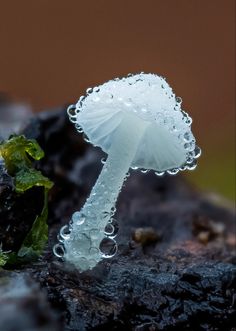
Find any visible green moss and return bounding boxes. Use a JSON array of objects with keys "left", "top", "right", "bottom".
[
  {"left": 0, "top": 247, "right": 8, "bottom": 267},
  {"left": 0, "top": 135, "right": 53, "bottom": 266},
  {"left": 0, "top": 135, "right": 44, "bottom": 174},
  {"left": 17, "top": 191, "right": 49, "bottom": 260}
]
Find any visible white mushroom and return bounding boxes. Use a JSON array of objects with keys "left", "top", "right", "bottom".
[{"left": 54, "top": 73, "right": 201, "bottom": 271}]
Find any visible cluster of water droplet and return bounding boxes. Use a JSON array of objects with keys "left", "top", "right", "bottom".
[
  {"left": 53, "top": 152, "right": 123, "bottom": 271},
  {"left": 152, "top": 101, "right": 201, "bottom": 175},
  {"left": 67, "top": 73, "right": 201, "bottom": 175},
  {"left": 53, "top": 210, "right": 119, "bottom": 271},
  {"left": 57, "top": 73, "right": 201, "bottom": 271}
]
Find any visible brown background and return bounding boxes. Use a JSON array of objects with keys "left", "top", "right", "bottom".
[{"left": 0, "top": 0, "right": 235, "bottom": 199}]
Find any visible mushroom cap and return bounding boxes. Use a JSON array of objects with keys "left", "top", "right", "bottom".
[{"left": 69, "top": 73, "right": 201, "bottom": 173}]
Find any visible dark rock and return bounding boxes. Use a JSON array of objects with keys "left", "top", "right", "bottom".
[
  {"left": 192, "top": 215, "right": 226, "bottom": 244},
  {"left": 0, "top": 159, "right": 44, "bottom": 252},
  {"left": 0, "top": 108, "right": 235, "bottom": 331},
  {"left": 132, "top": 227, "right": 161, "bottom": 247},
  {"left": 0, "top": 270, "right": 62, "bottom": 331}
]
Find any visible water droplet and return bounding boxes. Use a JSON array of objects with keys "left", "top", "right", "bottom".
[
  {"left": 194, "top": 146, "right": 201, "bottom": 158},
  {"left": 184, "top": 143, "right": 190, "bottom": 150},
  {"left": 75, "top": 124, "right": 83, "bottom": 133},
  {"left": 177, "top": 134, "right": 183, "bottom": 141},
  {"left": 102, "top": 211, "right": 111, "bottom": 222},
  {"left": 186, "top": 159, "right": 197, "bottom": 170},
  {"left": 155, "top": 171, "right": 165, "bottom": 176},
  {"left": 167, "top": 168, "right": 179, "bottom": 175},
  {"left": 57, "top": 233, "right": 63, "bottom": 243},
  {"left": 67, "top": 104, "right": 77, "bottom": 117},
  {"left": 170, "top": 125, "right": 177, "bottom": 132},
  {"left": 99, "top": 237, "right": 118, "bottom": 258},
  {"left": 185, "top": 117, "right": 192, "bottom": 125},
  {"left": 101, "top": 157, "right": 106, "bottom": 164},
  {"left": 182, "top": 111, "right": 192, "bottom": 125},
  {"left": 86, "top": 87, "right": 93, "bottom": 94},
  {"left": 72, "top": 212, "right": 85, "bottom": 225},
  {"left": 93, "top": 86, "right": 100, "bottom": 93},
  {"left": 83, "top": 134, "right": 90, "bottom": 143},
  {"left": 125, "top": 172, "right": 130, "bottom": 180},
  {"left": 107, "top": 218, "right": 119, "bottom": 238},
  {"left": 53, "top": 243, "right": 65, "bottom": 258},
  {"left": 141, "top": 169, "right": 148, "bottom": 174},
  {"left": 176, "top": 96, "right": 182, "bottom": 104},
  {"left": 131, "top": 166, "right": 138, "bottom": 170},
  {"left": 184, "top": 132, "right": 191, "bottom": 141},
  {"left": 60, "top": 225, "right": 70, "bottom": 240},
  {"left": 180, "top": 165, "right": 187, "bottom": 171},
  {"left": 186, "top": 154, "right": 194, "bottom": 164},
  {"left": 104, "top": 223, "right": 114, "bottom": 236},
  {"left": 110, "top": 206, "right": 116, "bottom": 216},
  {"left": 78, "top": 95, "right": 85, "bottom": 108}
]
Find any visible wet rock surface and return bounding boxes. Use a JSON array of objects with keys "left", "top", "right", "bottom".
[
  {"left": 0, "top": 109, "right": 236, "bottom": 330},
  {"left": 0, "top": 270, "right": 62, "bottom": 331},
  {"left": 0, "top": 179, "right": 44, "bottom": 252}
]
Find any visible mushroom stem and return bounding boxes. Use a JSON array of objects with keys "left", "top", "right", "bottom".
[
  {"left": 63, "top": 114, "right": 148, "bottom": 270},
  {"left": 83, "top": 115, "right": 148, "bottom": 221}
]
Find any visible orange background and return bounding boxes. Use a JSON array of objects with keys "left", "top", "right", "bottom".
[{"left": 0, "top": 0, "right": 235, "bottom": 199}]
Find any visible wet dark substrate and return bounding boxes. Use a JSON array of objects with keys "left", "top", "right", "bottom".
[{"left": 0, "top": 109, "right": 235, "bottom": 331}]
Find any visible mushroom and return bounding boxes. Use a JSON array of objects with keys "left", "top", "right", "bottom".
[{"left": 53, "top": 73, "right": 201, "bottom": 271}]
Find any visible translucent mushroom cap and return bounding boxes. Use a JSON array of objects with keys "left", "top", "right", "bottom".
[{"left": 69, "top": 73, "right": 201, "bottom": 173}]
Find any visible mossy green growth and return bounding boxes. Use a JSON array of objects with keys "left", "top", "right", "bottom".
[
  {"left": 0, "top": 135, "right": 52, "bottom": 193},
  {"left": 0, "top": 135, "right": 53, "bottom": 266},
  {"left": 0, "top": 246, "right": 8, "bottom": 266}
]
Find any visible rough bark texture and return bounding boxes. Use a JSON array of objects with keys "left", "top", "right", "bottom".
[{"left": 0, "top": 109, "right": 235, "bottom": 331}]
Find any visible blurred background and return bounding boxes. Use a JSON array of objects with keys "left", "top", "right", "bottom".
[{"left": 0, "top": 0, "right": 235, "bottom": 200}]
